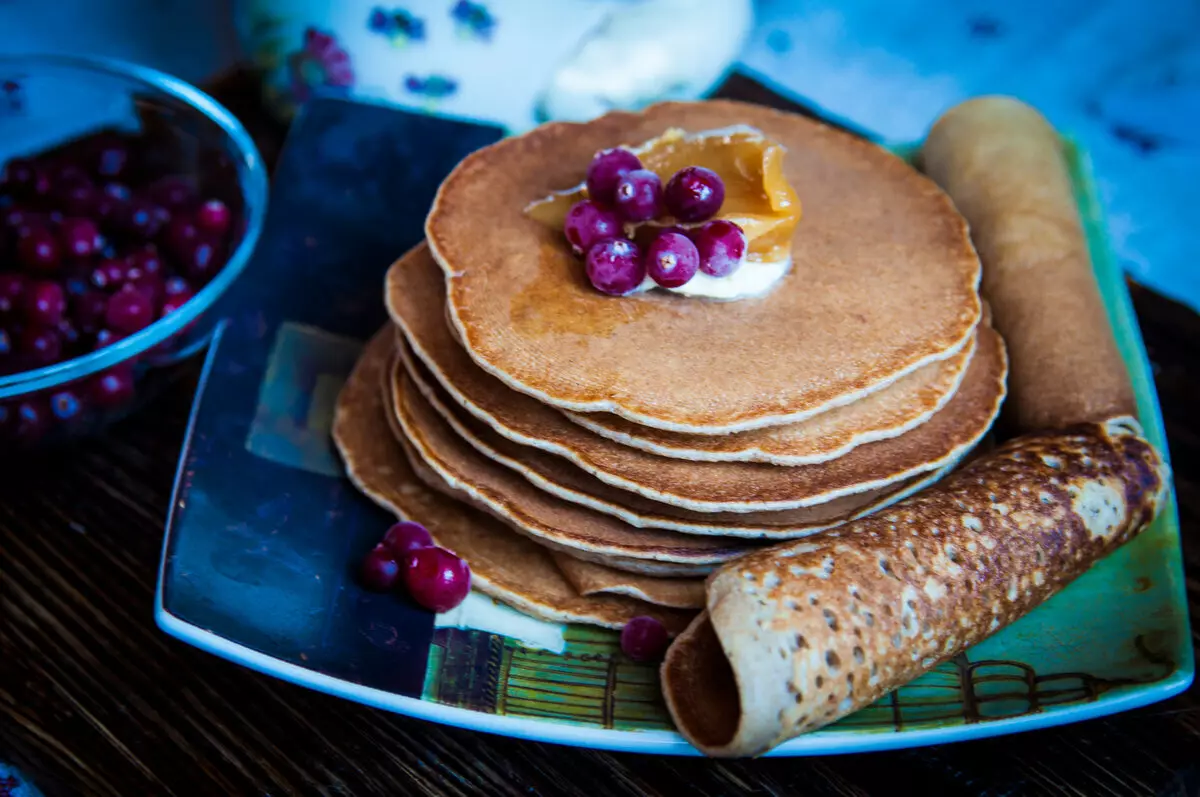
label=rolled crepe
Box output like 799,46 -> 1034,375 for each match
921,96 -> 1136,432
661,417 -> 1168,757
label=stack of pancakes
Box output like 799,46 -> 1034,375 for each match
334,100 -> 1009,633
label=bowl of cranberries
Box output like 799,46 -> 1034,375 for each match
0,55 -> 268,448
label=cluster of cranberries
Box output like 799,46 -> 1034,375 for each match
359,520 -> 472,613
0,132 -> 235,444
564,148 -> 748,296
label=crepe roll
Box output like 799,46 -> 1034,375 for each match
921,96 -> 1136,432
661,417 -> 1168,757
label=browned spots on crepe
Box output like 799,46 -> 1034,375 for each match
331,329 -> 694,633
427,99 -> 982,433
661,417 -> 1169,756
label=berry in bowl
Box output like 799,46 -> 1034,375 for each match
0,55 -> 267,448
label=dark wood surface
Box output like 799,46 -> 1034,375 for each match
1,75 -> 1198,797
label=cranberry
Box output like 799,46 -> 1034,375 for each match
130,272 -> 165,308
196,199 -> 231,236
71,291 -> 109,333
3,159 -> 51,199
56,317 -> 82,350
90,259 -> 128,291
613,169 -> 663,223
693,219 -> 747,278
160,290 -> 194,317
163,276 -> 193,298
95,182 -> 131,220
22,281 -> 65,327
16,227 -> 61,274
586,238 -> 645,296
89,365 -> 135,407
563,200 -> 623,256
586,148 -> 643,206
125,247 -> 162,279
360,544 -> 401,592
104,284 -> 155,333
180,240 -> 222,283
0,273 -> 26,317
645,230 -> 699,288
57,179 -> 98,216
664,166 -> 726,223
147,176 -> 195,210
163,214 -> 200,258
17,325 -> 61,367
92,139 -> 130,180
404,546 -> 471,612
93,329 -> 125,351
58,217 -> 103,259
49,386 -> 85,423
114,198 -> 165,240
1,205 -> 34,229
382,521 -> 434,556
620,616 -> 669,662
11,400 -> 50,444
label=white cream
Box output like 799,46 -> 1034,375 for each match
631,255 -> 792,300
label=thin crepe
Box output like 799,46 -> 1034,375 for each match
387,247 -> 1008,512
552,554 -> 707,609
921,97 -> 1135,432
332,329 -> 695,632
427,99 -> 982,433
398,338 -> 960,538
563,334 -> 974,464
661,417 -> 1168,756
392,362 -> 753,574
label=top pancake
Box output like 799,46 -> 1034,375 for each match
427,99 -> 982,434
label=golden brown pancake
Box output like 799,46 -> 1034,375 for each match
391,362 -> 754,573
398,337 -> 963,538
426,99 -> 982,433
332,329 -> 694,632
387,249 -> 1008,512
564,333 -> 974,463
551,554 -> 707,609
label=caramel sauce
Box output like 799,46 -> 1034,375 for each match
525,128 -> 801,264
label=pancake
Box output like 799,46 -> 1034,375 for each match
562,333 -> 973,464
387,248 -> 1008,512
391,362 -> 754,574
398,337 -> 964,538
551,554 -> 707,610
661,417 -> 1169,756
331,329 -> 694,633
426,99 -> 982,434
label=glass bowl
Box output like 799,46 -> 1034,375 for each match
0,54 -> 268,448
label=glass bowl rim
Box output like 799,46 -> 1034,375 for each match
0,53 -> 268,399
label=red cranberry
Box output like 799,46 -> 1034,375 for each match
125,247 -> 162,279
58,179 -> 98,216
59,217 -> 103,259
382,521 -> 434,556
0,273 -> 26,317
180,240 -> 222,283
92,139 -> 130,180
49,387 -> 85,423
11,400 -> 50,444
90,259 -> 128,291
104,284 -> 155,333
90,365 -> 135,407
22,280 -> 65,327
56,317 -> 82,348
115,199 -> 165,240
404,546 -> 471,612
147,176 -> 195,210
71,290 -> 109,333
17,325 -> 62,367
130,273 -> 165,308
196,199 -> 231,236
95,182 -> 131,220
93,328 -> 125,351
160,291 -> 193,317
3,159 -> 51,199
16,227 -> 61,273
586,148 -> 644,206
359,544 -> 401,592
163,214 -> 200,258
620,616 -> 669,662
163,276 -> 193,297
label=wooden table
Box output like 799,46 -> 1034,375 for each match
1,74 -> 1198,797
